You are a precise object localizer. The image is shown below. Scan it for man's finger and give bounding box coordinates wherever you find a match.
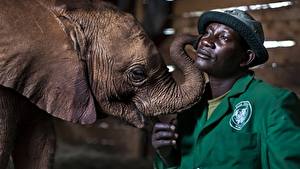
[153,123,176,133]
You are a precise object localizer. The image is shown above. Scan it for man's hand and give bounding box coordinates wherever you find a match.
[152,120,179,167]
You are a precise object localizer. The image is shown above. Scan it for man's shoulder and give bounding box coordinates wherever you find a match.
[245,77,296,102]
[232,77,299,121]
[250,77,290,93]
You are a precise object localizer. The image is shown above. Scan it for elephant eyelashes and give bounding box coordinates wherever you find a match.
[128,66,147,85]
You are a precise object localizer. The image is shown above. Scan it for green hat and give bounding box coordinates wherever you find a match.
[198,9,269,67]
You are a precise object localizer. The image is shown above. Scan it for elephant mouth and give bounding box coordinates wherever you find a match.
[133,107,148,128]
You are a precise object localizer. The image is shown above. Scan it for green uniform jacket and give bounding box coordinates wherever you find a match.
[154,73,300,169]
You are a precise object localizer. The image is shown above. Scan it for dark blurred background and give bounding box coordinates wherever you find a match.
[20,1,298,169]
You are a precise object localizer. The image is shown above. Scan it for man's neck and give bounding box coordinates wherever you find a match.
[208,72,248,99]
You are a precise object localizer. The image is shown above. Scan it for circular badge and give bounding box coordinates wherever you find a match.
[229,101,252,130]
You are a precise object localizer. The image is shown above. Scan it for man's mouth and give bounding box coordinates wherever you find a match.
[197,49,211,60]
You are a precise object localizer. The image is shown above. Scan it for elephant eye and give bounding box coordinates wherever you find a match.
[128,66,147,84]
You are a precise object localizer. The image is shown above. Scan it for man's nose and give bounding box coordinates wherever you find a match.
[200,37,215,49]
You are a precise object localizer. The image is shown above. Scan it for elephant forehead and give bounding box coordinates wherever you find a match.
[108,12,146,40]
[113,42,160,70]
[110,33,152,57]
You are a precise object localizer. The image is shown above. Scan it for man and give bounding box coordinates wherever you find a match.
[152,9,300,169]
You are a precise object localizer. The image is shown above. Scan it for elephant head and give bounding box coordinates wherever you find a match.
[0,0,205,128]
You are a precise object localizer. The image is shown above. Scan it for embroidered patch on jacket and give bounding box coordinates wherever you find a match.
[229,101,252,130]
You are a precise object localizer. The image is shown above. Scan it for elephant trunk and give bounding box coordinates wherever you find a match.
[168,34,205,111]
[140,35,205,116]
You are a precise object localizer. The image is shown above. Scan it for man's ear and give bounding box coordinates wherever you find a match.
[240,50,256,67]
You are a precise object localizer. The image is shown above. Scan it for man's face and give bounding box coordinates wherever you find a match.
[196,22,247,78]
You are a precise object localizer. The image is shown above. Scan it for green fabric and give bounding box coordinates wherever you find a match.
[154,73,300,169]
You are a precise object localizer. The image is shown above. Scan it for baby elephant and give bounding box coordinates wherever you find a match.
[0,0,205,168]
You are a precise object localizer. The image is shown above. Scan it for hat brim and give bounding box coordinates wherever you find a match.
[198,11,268,67]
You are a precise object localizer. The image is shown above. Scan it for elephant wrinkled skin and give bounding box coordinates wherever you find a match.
[0,0,205,168]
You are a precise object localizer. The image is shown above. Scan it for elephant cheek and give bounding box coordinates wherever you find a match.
[134,95,166,117]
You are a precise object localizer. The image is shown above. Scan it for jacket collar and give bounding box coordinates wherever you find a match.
[203,72,255,128]
[227,71,254,98]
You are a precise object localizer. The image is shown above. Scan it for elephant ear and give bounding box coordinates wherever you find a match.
[0,0,97,124]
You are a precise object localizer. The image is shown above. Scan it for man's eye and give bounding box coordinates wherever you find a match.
[220,35,229,41]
